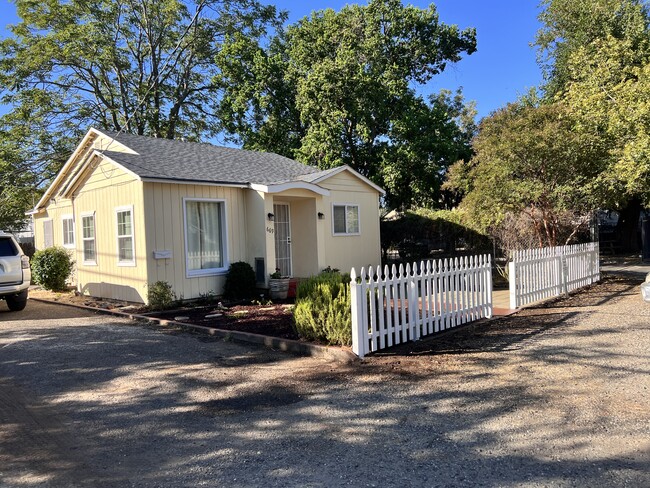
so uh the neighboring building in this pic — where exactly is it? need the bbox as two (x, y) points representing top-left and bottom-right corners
(31, 128), (384, 303)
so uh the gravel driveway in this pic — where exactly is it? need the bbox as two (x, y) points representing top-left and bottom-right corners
(0, 276), (649, 487)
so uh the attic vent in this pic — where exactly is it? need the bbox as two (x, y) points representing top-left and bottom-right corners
(255, 258), (265, 284)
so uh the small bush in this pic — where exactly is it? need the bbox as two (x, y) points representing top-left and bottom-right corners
(31, 246), (74, 291)
(147, 281), (176, 310)
(224, 261), (256, 299)
(293, 272), (351, 346)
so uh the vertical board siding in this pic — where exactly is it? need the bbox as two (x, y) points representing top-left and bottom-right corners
(144, 182), (248, 301)
(508, 242), (600, 309)
(351, 255), (493, 358)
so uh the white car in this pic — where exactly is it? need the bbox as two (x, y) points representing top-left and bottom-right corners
(0, 231), (31, 311)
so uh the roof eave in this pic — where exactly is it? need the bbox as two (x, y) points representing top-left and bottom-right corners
(140, 176), (249, 188)
(32, 128), (102, 211)
(307, 165), (386, 195)
(250, 181), (331, 196)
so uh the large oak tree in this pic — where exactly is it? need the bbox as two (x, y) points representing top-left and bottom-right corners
(0, 0), (281, 229)
(214, 0), (477, 209)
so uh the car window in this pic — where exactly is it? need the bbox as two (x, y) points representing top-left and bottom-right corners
(0, 237), (18, 257)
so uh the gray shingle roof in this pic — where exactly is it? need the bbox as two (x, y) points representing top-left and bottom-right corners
(99, 130), (323, 185)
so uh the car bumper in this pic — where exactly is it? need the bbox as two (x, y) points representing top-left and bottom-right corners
(0, 282), (30, 297)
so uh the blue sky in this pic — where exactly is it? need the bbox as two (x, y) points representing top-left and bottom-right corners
(0, 0), (543, 120)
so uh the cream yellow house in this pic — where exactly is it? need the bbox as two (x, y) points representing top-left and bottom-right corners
(31, 128), (384, 303)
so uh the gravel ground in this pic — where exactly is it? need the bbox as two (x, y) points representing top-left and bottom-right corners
(0, 276), (649, 487)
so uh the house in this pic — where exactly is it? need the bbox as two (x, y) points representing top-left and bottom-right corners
(31, 128), (384, 303)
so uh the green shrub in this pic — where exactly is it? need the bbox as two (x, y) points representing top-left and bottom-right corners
(293, 272), (351, 346)
(224, 261), (256, 299)
(31, 246), (74, 291)
(147, 281), (176, 310)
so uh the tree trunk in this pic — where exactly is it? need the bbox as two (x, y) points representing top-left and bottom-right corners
(616, 197), (643, 253)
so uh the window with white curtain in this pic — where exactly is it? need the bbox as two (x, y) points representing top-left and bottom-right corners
(332, 204), (360, 235)
(184, 199), (227, 276)
(116, 206), (135, 265)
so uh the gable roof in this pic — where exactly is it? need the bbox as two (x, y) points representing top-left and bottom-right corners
(100, 130), (325, 186)
(33, 128), (384, 212)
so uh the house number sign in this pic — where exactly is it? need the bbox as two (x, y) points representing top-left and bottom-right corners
(266, 226), (274, 234)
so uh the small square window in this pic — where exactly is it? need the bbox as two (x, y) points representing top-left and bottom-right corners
(332, 204), (360, 235)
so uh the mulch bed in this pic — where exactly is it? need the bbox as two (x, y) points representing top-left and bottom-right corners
(142, 303), (299, 340)
(28, 288), (299, 340)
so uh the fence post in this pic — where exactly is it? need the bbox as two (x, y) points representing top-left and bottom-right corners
(408, 263), (420, 341)
(561, 254), (569, 295)
(508, 253), (517, 310)
(350, 268), (366, 358)
(486, 254), (493, 318)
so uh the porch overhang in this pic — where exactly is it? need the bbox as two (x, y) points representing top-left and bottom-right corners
(249, 181), (330, 196)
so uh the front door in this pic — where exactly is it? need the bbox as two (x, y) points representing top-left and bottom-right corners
(273, 203), (292, 277)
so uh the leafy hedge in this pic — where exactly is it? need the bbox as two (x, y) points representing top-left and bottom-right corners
(31, 246), (73, 291)
(381, 208), (491, 262)
(293, 271), (351, 346)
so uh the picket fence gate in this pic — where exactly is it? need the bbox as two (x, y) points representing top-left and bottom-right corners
(508, 242), (600, 309)
(350, 255), (493, 358)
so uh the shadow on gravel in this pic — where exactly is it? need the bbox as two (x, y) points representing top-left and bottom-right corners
(0, 280), (648, 487)
(371, 276), (642, 360)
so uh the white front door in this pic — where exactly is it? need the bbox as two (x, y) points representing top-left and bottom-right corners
(273, 203), (292, 277)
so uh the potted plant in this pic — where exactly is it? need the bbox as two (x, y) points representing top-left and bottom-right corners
(268, 269), (290, 299)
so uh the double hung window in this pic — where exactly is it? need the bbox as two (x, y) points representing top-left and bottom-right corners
(116, 207), (135, 265)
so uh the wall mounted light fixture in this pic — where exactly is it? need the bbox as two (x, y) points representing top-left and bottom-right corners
(267, 212), (275, 221)
(317, 212), (325, 220)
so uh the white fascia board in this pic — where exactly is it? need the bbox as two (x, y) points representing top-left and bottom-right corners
(33, 128), (99, 211)
(250, 181), (331, 196)
(309, 165), (386, 195)
(59, 151), (142, 200)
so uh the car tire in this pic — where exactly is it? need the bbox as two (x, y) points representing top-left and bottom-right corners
(6, 291), (28, 312)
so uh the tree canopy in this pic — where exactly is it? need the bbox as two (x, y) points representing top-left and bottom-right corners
(446, 0), (650, 251)
(0, 0), (282, 229)
(215, 0), (477, 209)
(535, 0), (650, 250)
(446, 101), (606, 248)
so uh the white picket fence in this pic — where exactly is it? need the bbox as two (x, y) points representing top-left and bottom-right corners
(508, 242), (600, 309)
(350, 255), (493, 358)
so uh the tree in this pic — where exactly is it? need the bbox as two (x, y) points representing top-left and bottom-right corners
(536, 0), (650, 251)
(215, 0), (477, 209)
(536, 0), (649, 97)
(0, 0), (282, 228)
(446, 101), (606, 248)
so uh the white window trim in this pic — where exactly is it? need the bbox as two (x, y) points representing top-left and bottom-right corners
(80, 211), (97, 266)
(61, 214), (75, 249)
(331, 203), (361, 236)
(182, 197), (229, 278)
(115, 205), (136, 267)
